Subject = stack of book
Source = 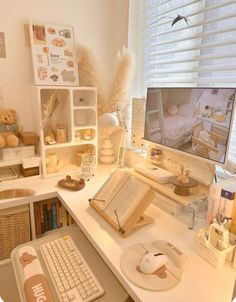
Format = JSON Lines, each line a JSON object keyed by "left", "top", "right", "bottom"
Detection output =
{"left": 34, "top": 198, "right": 73, "bottom": 237}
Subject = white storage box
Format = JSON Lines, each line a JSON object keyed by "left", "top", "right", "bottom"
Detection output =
{"left": 194, "top": 227, "right": 235, "bottom": 268}
{"left": 2, "top": 145, "right": 35, "bottom": 161}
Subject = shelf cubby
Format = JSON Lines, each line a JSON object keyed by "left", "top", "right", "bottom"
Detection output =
{"left": 40, "top": 88, "right": 72, "bottom": 145}
{"left": 74, "top": 109, "right": 96, "bottom": 127}
{"left": 73, "top": 89, "right": 96, "bottom": 107}
{"left": 74, "top": 128, "right": 96, "bottom": 142}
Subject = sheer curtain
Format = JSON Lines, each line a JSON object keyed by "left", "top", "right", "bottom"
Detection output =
{"left": 128, "top": 0, "right": 236, "bottom": 165}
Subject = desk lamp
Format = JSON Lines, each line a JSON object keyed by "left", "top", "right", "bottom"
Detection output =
{"left": 98, "top": 107, "right": 127, "bottom": 166}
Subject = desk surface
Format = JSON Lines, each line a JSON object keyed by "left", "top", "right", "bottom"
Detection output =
{"left": 0, "top": 166, "right": 235, "bottom": 302}
{"left": 59, "top": 181, "right": 235, "bottom": 302}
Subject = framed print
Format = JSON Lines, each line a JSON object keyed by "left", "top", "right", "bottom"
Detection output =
{"left": 29, "top": 21, "right": 79, "bottom": 86}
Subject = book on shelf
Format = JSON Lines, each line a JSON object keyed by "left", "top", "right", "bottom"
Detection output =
{"left": 66, "top": 210, "right": 70, "bottom": 226}
{"left": 89, "top": 169, "right": 155, "bottom": 237}
{"left": 47, "top": 202, "right": 52, "bottom": 231}
{"left": 207, "top": 178, "right": 236, "bottom": 235}
{"left": 34, "top": 203, "right": 41, "bottom": 236}
{"left": 207, "top": 177, "right": 236, "bottom": 224}
{"left": 51, "top": 202, "right": 58, "bottom": 229}
{"left": 34, "top": 198, "right": 73, "bottom": 237}
{"left": 40, "top": 203, "right": 45, "bottom": 234}
{"left": 220, "top": 185, "right": 235, "bottom": 218}
{"left": 61, "top": 206, "right": 68, "bottom": 227}
{"left": 43, "top": 203, "right": 49, "bottom": 232}
{"left": 57, "top": 201, "right": 63, "bottom": 228}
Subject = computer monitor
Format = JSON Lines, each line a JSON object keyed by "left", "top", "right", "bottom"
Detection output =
{"left": 144, "top": 87, "right": 236, "bottom": 166}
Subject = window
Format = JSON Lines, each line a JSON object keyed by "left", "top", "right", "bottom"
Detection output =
{"left": 128, "top": 0, "right": 236, "bottom": 165}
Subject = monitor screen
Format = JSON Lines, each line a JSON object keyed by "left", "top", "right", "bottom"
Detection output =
{"left": 144, "top": 87, "right": 236, "bottom": 165}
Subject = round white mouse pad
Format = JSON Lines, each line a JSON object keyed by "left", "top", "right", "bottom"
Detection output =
{"left": 120, "top": 241, "right": 185, "bottom": 291}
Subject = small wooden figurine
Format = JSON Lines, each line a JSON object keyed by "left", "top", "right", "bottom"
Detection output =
{"left": 177, "top": 167, "right": 190, "bottom": 184}
{"left": 171, "top": 167, "right": 198, "bottom": 196}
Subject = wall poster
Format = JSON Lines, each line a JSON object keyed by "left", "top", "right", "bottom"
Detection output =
{"left": 29, "top": 21, "right": 79, "bottom": 86}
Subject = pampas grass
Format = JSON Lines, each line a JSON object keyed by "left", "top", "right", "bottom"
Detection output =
{"left": 77, "top": 43, "right": 107, "bottom": 115}
{"left": 108, "top": 46, "right": 134, "bottom": 112}
{"left": 42, "top": 91, "right": 58, "bottom": 129}
{"left": 77, "top": 44, "right": 134, "bottom": 114}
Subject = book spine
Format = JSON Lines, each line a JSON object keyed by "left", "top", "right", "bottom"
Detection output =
{"left": 47, "top": 202, "right": 52, "bottom": 231}
{"left": 220, "top": 188, "right": 234, "bottom": 219}
{"left": 207, "top": 178, "right": 236, "bottom": 225}
{"left": 62, "top": 206, "right": 67, "bottom": 227}
{"left": 43, "top": 203, "right": 48, "bottom": 232}
{"left": 56, "top": 202, "right": 60, "bottom": 228}
{"left": 51, "top": 202, "right": 58, "bottom": 229}
{"left": 40, "top": 203, "right": 45, "bottom": 234}
{"left": 58, "top": 202, "right": 63, "bottom": 227}
{"left": 34, "top": 203, "right": 41, "bottom": 236}
{"left": 68, "top": 212, "right": 73, "bottom": 225}
{"left": 66, "top": 210, "right": 70, "bottom": 226}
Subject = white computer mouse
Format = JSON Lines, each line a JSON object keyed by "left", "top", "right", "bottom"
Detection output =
{"left": 139, "top": 252, "right": 168, "bottom": 274}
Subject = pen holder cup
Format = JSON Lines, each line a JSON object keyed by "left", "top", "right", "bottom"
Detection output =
{"left": 194, "top": 228, "right": 235, "bottom": 268}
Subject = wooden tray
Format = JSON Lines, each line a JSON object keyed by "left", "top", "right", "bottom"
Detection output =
{"left": 58, "top": 175, "right": 85, "bottom": 191}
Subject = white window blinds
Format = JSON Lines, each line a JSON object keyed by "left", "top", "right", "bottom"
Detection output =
{"left": 128, "top": 0, "right": 236, "bottom": 163}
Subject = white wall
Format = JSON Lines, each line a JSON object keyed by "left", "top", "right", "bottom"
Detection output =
{"left": 0, "top": 0, "right": 128, "bottom": 130}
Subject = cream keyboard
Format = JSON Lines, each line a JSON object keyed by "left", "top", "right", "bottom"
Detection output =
{"left": 40, "top": 235, "right": 104, "bottom": 302}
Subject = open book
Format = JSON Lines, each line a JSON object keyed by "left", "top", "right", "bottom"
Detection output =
{"left": 89, "top": 169, "right": 155, "bottom": 237}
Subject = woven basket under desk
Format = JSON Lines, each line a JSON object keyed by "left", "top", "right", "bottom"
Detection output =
{"left": 0, "top": 204, "right": 31, "bottom": 261}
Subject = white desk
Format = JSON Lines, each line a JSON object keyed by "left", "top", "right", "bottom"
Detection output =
{"left": 58, "top": 181, "right": 236, "bottom": 302}
{"left": 0, "top": 166, "right": 235, "bottom": 302}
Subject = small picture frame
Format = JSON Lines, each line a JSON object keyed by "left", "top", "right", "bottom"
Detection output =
{"left": 29, "top": 21, "right": 79, "bottom": 86}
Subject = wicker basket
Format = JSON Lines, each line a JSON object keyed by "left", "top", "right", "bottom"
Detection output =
{"left": 0, "top": 205, "right": 31, "bottom": 260}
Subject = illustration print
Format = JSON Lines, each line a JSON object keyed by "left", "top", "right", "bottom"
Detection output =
{"left": 29, "top": 22, "right": 78, "bottom": 85}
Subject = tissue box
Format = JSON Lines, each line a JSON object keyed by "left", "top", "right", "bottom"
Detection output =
{"left": 19, "top": 165, "right": 39, "bottom": 177}
{"left": 19, "top": 131, "right": 39, "bottom": 145}
{"left": 2, "top": 145, "right": 35, "bottom": 161}
{"left": 19, "top": 157, "right": 40, "bottom": 177}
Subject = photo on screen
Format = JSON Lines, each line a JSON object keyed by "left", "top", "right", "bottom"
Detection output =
{"left": 144, "top": 88, "right": 236, "bottom": 164}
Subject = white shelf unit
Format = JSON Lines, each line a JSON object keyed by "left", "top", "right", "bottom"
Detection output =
{"left": 32, "top": 86, "right": 97, "bottom": 178}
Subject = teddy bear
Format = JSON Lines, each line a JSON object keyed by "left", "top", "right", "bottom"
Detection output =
{"left": 0, "top": 108, "right": 20, "bottom": 148}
